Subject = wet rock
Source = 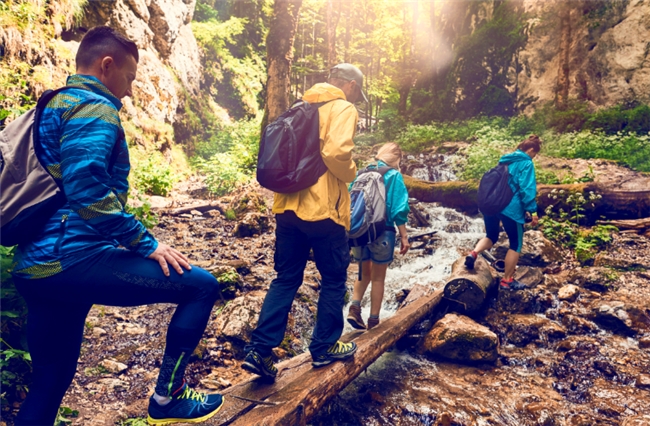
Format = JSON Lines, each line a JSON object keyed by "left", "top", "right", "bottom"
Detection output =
{"left": 213, "top": 292, "right": 264, "bottom": 344}
{"left": 567, "top": 267, "right": 619, "bottom": 292}
{"left": 591, "top": 301, "right": 650, "bottom": 336}
{"left": 503, "top": 314, "right": 566, "bottom": 346}
{"left": 96, "top": 378, "right": 128, "bottom": 392}
{"left": 558, "top": 285, "right": 580, "bottom": 301}
{"left": 422, "top": 313, "right": 499, "bottom": 362}
{"left": 636, "top": 374, "right": 650, "bottom": 390}
{"left": 514, "top": 266, "right": 544, "bottom": 287}
{"left": 200, "top": 372, "right": 232, "bottom": 390}
{"left": 233, "top": 212, "right": 271, "bottom": 238}
{"left": 639, "top": 336, "right": 650, "bottom": 349}
{"left": 561, "top": 315, "right": 600, "bottom": 334}
{"left": 99, "top": 359, "right": 128, "bottom": 374}
{"left": 493, "top": 230, "right": 562, "bottom": 267}
{"left": 496, "top": 286, "right": 537, "bottom": 314}
{"left": 591, "top": 302, "right": 635, "bottom": 335}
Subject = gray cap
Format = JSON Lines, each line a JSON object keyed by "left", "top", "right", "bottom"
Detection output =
{"left": 328, "top": 63, "right": 369, "bottom": 103}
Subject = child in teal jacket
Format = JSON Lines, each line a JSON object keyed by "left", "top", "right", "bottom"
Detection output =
{"left": 465, "top": 135, "right": 542, "bottom": 289}
{"left": 347, "top": 143, "right": 410, "bottom": 330}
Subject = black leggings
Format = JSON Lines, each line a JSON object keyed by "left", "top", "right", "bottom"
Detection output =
{"left": 13, "top": 248, "right": 220, "bottom": 426}
{"left": 483, "top": 213, "right": 524, "bottom": 252}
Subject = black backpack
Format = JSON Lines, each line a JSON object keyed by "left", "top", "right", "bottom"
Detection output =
{"left": 257, "top": 100, "right": 331, "bottom": 193}
{"left": 476, "top": 163, "right": 514, "bottom": 216}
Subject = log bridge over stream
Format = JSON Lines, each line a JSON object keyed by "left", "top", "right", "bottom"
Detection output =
{"left": 201, "top": 284, "right": 444, "bottom": 426}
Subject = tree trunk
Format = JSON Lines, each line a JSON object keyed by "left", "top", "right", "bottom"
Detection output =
{"left": 556, "top": 1, "right": 572, "bottom": 109}
{"left": 403, "top": 175, "right": 650, "bottom": 220}
{"left": 326, "top": 0, "right": 341, "bottom": 67}
{"left": 263, "top": 0, "right": 303, "bottom": 130}
{"left": 444, "top": 257, "right": 495, "bottom": 313}
{"left": 207, "top": 287, "right": 444, "bottom": 425}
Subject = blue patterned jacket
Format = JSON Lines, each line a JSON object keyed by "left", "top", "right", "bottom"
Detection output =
{"left": 13, "top": 75, "right": 158, "bottom": 279}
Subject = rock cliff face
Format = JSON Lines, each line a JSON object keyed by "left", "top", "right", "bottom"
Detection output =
{"left": 517, "top": 0, "right": 650, "bottom": 112}
{"left": 77, "top": 0, "right": 202, "bottom": 126}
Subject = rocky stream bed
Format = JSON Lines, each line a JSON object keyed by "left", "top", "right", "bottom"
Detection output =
{"left": 2, "top": 154, "right": 650, "bottom": 426}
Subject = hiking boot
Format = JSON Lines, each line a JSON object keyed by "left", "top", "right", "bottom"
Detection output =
{"left": 312, "top": 341, "right": 357, "bottom": 368}
{"left": 147, "top": 383, "right": 224, "bottom": 425}
{"left": 367, "top": 317, "right": 379, "bottom": 330}
{"left": 465, "top": 251, "right": 477, "bottom": 269}
{"left": 241, "top": 349, "right": 278, "bottom": 380}
{"left": 500, "top": 278, "right": 526, "bottom": 290}
{"left": 347, "top": 304, "right": 366, "bottom": 330}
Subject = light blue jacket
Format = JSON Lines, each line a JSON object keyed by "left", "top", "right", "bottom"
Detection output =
{"left": 349, "top": 160, "right": 410, "bottom": 229}
{"left": 498, "top": 150, "right": 538, "bottom": 224}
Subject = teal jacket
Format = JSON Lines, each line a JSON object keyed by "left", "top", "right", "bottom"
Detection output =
{"left": 498, "top": 149, "right": 538, "bottom": 224}
{"left": 349, "top": 160, "right": 410, "bottom": 229}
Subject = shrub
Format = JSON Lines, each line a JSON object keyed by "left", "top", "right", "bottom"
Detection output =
{"left": 131, "top": 156, "right": 175, "bottom": 197}
{"left": 0, "top": 246, "right": 31, "bottom": 413}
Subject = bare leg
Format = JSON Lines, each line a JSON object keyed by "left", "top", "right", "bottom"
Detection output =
{"left": 504, "top": 249, "right": 520, "bottom": 281}
{"left": 473, "top": 237, "right": 494, "bottom": 255}
{"left": 352, "top": 260, "right": 373, "bottom": 302}
{"left": 369, "top": 263, "right": 389, "bottom": 316}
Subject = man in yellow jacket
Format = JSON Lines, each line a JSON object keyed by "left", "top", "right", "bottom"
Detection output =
{"left": 242, "top": 64, "right": 366, "bottom": 379}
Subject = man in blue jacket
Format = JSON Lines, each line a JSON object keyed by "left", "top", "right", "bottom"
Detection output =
{"left": 12, "top": 27, "right": 223, "bottom": 425}
{"left": 464, "top": 135, "right": 541, "bottom": 289}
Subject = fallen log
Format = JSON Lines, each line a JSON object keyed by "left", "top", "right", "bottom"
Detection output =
{"left": 166, "top": 202, "right": 225, "bottom": 216}
{"left": 403, "top": 175, "right": 650, "bottom": 220}
{"left": 597, "top": 217, "right": 650, "bottom": 231}
{"left": 205, "top": 287, "right": 444, "bottom": 426}
{"left": 444, "top": 257, "right": 495, "bottom": 313}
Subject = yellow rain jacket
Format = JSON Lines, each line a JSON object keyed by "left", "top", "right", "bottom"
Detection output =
{"left": 272, "top": 83, "right": 358, "bottom": 229}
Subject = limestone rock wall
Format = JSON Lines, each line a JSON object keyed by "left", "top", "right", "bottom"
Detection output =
{"left": 517, "top": 0, "right": 650, "bottom": 113}
{"left": 78, "top": 0, "right": 202, "bottom": 126}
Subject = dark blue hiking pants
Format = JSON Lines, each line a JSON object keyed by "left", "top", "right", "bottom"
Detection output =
{"left": 13, "top": 248, "right": 220, "bottom": 426}
{"left": 245, "top": 211, "right": 350, "bottom": 358}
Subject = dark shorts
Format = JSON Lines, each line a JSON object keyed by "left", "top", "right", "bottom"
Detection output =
{"left": 483, "top": 214, "right": 524, "bottom": 253}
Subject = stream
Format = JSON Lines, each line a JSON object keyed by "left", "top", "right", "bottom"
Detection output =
{"left": 311, "top": 154, "right": 650, "bottom": 426}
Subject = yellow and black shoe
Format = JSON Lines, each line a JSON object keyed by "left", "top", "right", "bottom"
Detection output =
{"left": 242, "top": 349, "right": 278, "bottom": 380}
{"left": 147, "top": 384, "right": 224, "bottom": 425}
{"left": 312, "top": 341, "right": 357, "bottom": 368}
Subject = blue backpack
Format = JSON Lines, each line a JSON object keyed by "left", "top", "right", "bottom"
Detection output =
{"left": 348, "top": 164, "right": 392, "bottom": 247}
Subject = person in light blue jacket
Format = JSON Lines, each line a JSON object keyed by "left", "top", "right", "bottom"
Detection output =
{"left": 465, "top": 135, "right": 542, "bottom": 289}
{"left": 347, "top": 143, "right": 411, "bottom": 330}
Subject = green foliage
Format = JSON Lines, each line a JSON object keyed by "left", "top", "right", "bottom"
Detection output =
{"left": 224, "top": 209, "right": 237, "bottom": 221}
{"left": 192, "top": 117, "right": 260, "bottom": 196}
{"left": 539, "top": 190, "right": 616, "bottom": 264}
{"left": 116, "top": 418, "right": 149, "bottom": 426}
{"left": 131, "top": 157, "right": 175, "bottom": 197}
{"left": 454, "top": 125, "right": 519, "bottom": 181}
{"left": 543, "top": 130, "right": 650, "bottom": 172}
{"left": 1, "top": 246, "right": 31, "bottom": 412}
{"left": 126, "top": 197, "right": 159, "bottom": 230}
{"left": 55, "top": 406, "right": 79, "bottom": 425}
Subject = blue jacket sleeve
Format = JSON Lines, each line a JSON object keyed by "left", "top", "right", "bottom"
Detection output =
{"left": 59, "top": 101, "right": 158, "bottom": 257}
{"left": 517, "top": 161, "right": 538, "bottom": 214}
{"left": 385, "top": 171, "right": 410, "bottom": 226}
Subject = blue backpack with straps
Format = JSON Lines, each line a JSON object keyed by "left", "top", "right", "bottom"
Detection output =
{"left": 348, "top": 163, "right": 392, "bottom": 247}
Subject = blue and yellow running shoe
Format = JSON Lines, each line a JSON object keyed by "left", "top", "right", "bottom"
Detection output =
{"left": 312, "top": 341, "right": 357, "bottom": 367}
{"left": 147, "top": 383, "right": 224, "bottom": 425}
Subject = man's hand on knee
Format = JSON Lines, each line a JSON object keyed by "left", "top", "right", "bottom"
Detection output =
{"left": 148, "top": 243, "right": 192, "bottom": 276}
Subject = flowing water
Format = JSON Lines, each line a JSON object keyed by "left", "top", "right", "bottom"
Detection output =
{"left": 311, "top": 154, "right": 650, "bottom": 425}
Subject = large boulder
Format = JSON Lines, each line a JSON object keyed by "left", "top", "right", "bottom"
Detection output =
{"left": 213, "top": 292, "right": 264, "bottom": 343}
{"left": 568, "top": 267, "right": 620, "bottom": 292}
{"left": 502, "top": 314, "right": 566, "bottom": 347}
{"left": 590, "top": 300, "right": 650, "bottom": 336}
{"left": 422, "top": 314, "right": 499, "bottom": 363}
{"left": 233, "top": 212, "right": 271, "bottom": 238}
{"left": 493, "top": 230, "right": 562, "bottom": 267}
